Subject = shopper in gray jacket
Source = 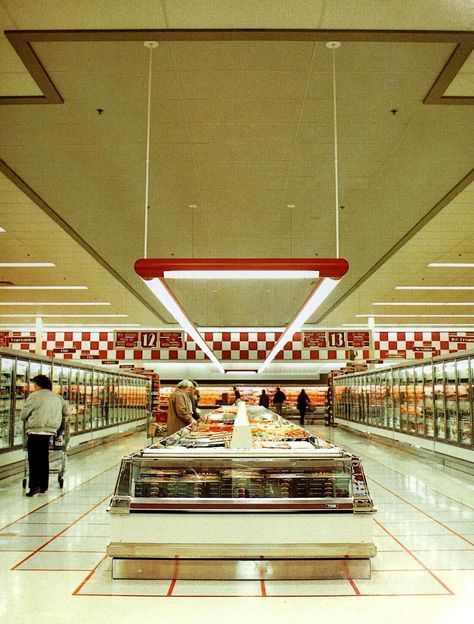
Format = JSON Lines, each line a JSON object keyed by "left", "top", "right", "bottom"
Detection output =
{"left": 21, "top": 375, "right": 71, "bottom": 497}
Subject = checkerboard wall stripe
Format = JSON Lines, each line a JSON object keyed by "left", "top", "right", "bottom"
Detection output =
{"left": 3, "top": 330, "right": 472, "bottom": 362}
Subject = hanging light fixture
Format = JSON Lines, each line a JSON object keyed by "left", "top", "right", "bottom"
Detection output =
{"left": 135, "top": 41, "right": 348, "bottom": 375}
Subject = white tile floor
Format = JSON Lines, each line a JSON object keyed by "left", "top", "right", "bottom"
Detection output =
{"left": 1, "top": 426, "right": 473, "bottom": 624}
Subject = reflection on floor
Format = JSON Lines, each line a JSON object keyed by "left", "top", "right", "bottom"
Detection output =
{"left": 0, "top": 426, "right": 473, "bottom": 623}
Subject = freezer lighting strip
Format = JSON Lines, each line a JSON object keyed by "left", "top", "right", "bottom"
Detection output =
{"left": 142, "top": 278, "right": 225, "bottom": 373}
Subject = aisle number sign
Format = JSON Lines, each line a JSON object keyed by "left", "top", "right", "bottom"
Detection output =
{"left": 115, "top": 331, "right": 184, "bottom": 349}
{"left": 302, "top": 331, "right": 369, "bottom": 349}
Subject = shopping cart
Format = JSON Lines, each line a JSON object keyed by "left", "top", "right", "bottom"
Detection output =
{"left": 22, "top": 418, "right": 70, "bottom": 492}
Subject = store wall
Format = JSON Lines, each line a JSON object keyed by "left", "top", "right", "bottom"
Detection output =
{"left": 2, "top": 330, "right": 473, "bottom": 363}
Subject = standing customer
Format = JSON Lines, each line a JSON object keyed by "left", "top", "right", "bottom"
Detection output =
{"left": 189, "top": 380, "right": 201, "bottom": 420}
{"left": 258, "top": 389, "right": 270, "bottom": 408}
{"left": 233, "top": 386, "right": 241, "bottom": 403}
{"left": 296, "top": 389, "right": 311, "bottom": 426}
{"left": 167, "top": 379, "right": 196, "bottom": 436}
{"left": 272, "top": 387, "right": 286, "bottom": 415}
{"left": 21, "top": 375, "right": 71, "bottom": 497}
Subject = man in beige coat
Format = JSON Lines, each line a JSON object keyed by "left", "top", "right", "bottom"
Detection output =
{"left": 167, "top": 379, "right": 196, "bottom": 435}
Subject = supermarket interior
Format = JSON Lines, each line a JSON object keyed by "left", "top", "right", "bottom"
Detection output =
{"left": 0, "top": 2, "right": 474, "bottom": 623}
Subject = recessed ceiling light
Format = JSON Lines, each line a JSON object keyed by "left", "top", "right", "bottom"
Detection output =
{"left": 0, "top": 313, "right": 128, "bottom": 318}
{"left": 0, "top": 302, "right": 111, "bottom": 306}
{"left": 372, "top": 302, "right": 474, "bottom": 306}
{"left": 396, "top": 286, "right": 474, "bottom": 290}
{"left": 429, "top": 262, "right": 474, "bottom": 268}
{"left": 0, "top": 285, "right": 88, "bottom": 290}
{"left": 0, "top": 262, "right": 56, "bottom": 267}
{"left": 188, "top": 204, "right": 198, "bottom": 208}
{"left": 287, "top": 204, "right": 295, "bottom": 208}
{"left": 356, "top": 313, "right": 474, "bottom": 318}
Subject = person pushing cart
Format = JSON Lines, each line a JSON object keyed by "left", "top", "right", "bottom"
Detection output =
{"left": 21, "top": 374, "right": 71, "bottom": 496}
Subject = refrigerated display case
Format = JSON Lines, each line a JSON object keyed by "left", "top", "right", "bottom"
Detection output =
{"left": 333, "top": 351, "right": 474, "bottom": 459}
{"left": 0, "top": 348, "right": 151, "bottom": 457}
{"left": 107, "top": 405, "right": 376, "bottom": 581}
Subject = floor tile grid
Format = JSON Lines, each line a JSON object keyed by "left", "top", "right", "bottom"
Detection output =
{"left": 369, "top": 477, "right": 474, "bottom": 548}
{"left": 10, "top": 493, "right": 112, "bottom": 571}
{"left": 322, "top": 428, "right": 474, "bottom": 513}
{"left": 0, "top": 462, "right": 119, "bottom": 534}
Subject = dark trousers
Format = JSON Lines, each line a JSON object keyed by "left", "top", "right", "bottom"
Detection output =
{"left": 297, "top": 406, "right": 307, "bottom": 425}
{"left": 26, "top": 434, "right": 51, "bottom": 492}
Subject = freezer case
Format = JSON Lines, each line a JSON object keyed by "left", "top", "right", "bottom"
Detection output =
{"left": 107, "top": 443, "right": 376, "bottom": 580}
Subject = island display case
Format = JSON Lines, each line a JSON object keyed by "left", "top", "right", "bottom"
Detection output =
{"left": 107, "top": 404, "right": 376, "bottom": 581}
{"left": 333, "top": 351, "right": 474, "bottom": 462}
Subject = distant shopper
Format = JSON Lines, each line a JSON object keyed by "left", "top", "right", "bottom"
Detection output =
{"left": 189, "top": 380, "right": 201, "bottom": 420}
{"left": 258, "top": 389, "right": 270, "bottom": 408}
{"left": 233, "top": 386, "right": 241, "bottom": 403}
{"left": 296, "top": 389, "right": 311, "bottom": 426}
{"left": 273, "top": 387, "right": 286, "bottom": 415}
{"left": 167, "top": 379, "right": 196, "bottom": 436}
{"left": 21, "top": 375, "right": 71, "bottom": 497}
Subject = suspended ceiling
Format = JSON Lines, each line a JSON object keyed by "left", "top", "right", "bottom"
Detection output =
{"left": 0, "top": 2, "right": 474, "bottom": 347}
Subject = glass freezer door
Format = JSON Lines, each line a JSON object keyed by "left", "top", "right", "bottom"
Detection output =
{"left": 0, "top": 357, "right": 14, "bottom": 450}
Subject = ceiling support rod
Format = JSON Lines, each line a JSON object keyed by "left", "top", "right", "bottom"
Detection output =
{"left": 143, "top": 41, "right": 158, "bottom": 259}
{"left": 327, "top": 41, "right": 341, "bottom": 259}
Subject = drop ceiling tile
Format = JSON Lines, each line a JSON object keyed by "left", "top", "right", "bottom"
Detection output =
{"left": 178, "top": 70, "right": 308, "bottom": 100}
{"left": 319, "top": 0, "right": 473, "bottom": 30}
{"left": 4, "top": 1, "right": 168, "bottom": 29}
{"left": 163, "top": 0, "right": 325, "bottom": 29}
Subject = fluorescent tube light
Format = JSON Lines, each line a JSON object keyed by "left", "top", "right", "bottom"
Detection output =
{"left": 0, "top": 302, "right": 111, "bottom": 306}
{"left": 356, "top": 314, "right": 474, "bottom": 318}
{"left": 143, "top": 278, "right": 225, "bottom": 373}
{"left": 258, "top": 278, "right": 339, "bottom": 374}
{"left": 0, "top": 323, "right": 140, "bottom": 328}
{"left": 372, "top": 302, "right": 474, "bottom": 306}
{"left": 429, "top": 263, "right": 474, "bottom": 268}
{"left": 0, "top": 226, "right": 5, "bottom": 233}
{"left": 0, "top": 262, "right": 55, "bottom": 267}
{"left": 0, "top": 285, "right": 88, "bottom": 290}
{"left": 164, "top": 270, "right": 319, "bottom": 279}
{"left": 0, "top": 314, "right": 128, "bottom": 318}
{"left": 396, "top": 286, "right": 474, "bottom": 290}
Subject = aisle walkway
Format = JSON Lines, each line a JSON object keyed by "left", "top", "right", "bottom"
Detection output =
{"left": 0, "top": 427, "right": 473, "bottom": 624}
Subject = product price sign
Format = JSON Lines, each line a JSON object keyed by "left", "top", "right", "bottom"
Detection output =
{"left": 413, "top": 346, "right": 438, "bottom": 352}
{"left": 159, "top": 331, "right": 184, "bottom": 348}
{"left": 8, "top": 335, "right": 36, "bottom": 344}
{"left": 102, "top": 360, "right": 119, "bottom": 365}
{"left": 0, "top": 331, "right": 10, "bottom": 347}
{"left": 328, "top": 331, "right": 346, "bottom": 348}
{"left": 449, "top": 332, "right": 474, "bottom": 343}
{"left": 54, "top": 348, "right": 76, "bottom": 353}
{"left": 347, "top": 331, "right": 370, "bottom": 347}
{"left": 81, "top": 354, "right": 99, "bottom": 359}
{"left": 302, "top": 331, "right": 327, "bottom": 348}
{"left": 115, "top": 331, "right": 140, "bottom": 348}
